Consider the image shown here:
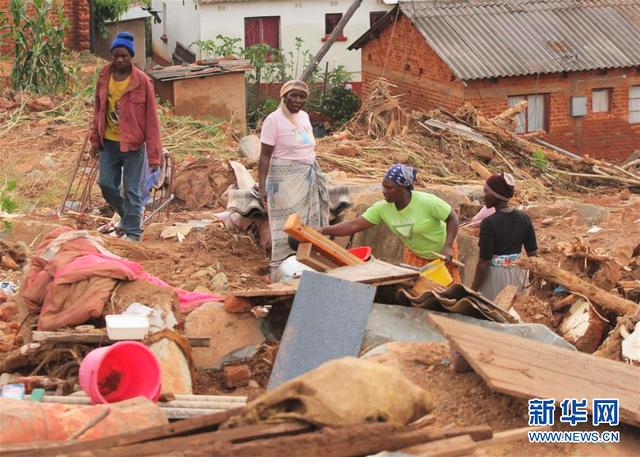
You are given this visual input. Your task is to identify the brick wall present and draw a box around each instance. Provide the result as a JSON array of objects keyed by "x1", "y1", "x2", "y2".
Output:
[
  {"x1": 464, "y1": 70, "x2": 640, "y2": 162},
  {"x1": 360, "y1": 15, "x2": 465, "y2": 113},
  {"x1": 360, "y1": 15, "x2": 640, "y2": 162},
  {"x1": 0, "y1": 0, "x2": 90, "y2": 54}
]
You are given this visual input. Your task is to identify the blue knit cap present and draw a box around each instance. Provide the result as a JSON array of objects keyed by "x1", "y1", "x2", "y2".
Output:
[
  {"x1": 384, "y1": 164, "x2": 417, "y2": 187},
  {"x1": 111, "y1": 32, "x2": 135, "y2": 57}
]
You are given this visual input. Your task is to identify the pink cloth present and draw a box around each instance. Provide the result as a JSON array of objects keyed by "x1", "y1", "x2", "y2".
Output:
[
  {"x1": 139, "y1": 272, "x2": 223, "y2": 313},
  {"x1": 21, "y1": 228, "x2": 224, "y2": 331},
  {"x1": 468, "y1": 205, "x2": 496, "y2": 228},
  {"x1": 260, "y1": 108, "x2": 315, "y2": 164}
]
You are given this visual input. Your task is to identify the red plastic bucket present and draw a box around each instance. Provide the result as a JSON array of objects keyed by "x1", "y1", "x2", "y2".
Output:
[
  {"x1": 79, "y1": 341, "x2": 161, "y2": 404},
  {"x1": 349, "y1": 246, "x2": 372, "y2": 261}
]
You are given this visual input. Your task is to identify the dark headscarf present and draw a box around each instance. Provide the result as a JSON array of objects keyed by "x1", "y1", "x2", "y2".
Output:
[{"x1": 485, "y1": 173, "x2": 515, "y2": 200}]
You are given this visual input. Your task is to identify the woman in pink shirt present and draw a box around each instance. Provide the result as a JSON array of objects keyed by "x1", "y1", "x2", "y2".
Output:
[{"x1": 257, "y1": 80, "x2": 329, "y2": 276}]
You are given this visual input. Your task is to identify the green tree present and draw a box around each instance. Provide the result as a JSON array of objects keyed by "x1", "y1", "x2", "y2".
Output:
[{"x1": 94, "y1": 0, "x2": 131, "y2": 39}]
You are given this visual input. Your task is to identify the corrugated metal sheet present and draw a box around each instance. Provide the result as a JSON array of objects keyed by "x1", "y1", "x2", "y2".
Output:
[{"x1": 358, "y1": 1, "x2": 640, "y2": 80}]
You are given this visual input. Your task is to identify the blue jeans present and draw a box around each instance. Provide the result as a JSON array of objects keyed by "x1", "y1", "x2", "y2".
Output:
[{"x1": 98, "y1": 140, "x2": 147, "y2": 240}]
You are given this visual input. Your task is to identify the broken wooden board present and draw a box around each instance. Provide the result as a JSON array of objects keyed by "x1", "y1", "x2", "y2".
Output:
[
  {"x1": 284, "y1": 213, "x2": 363, "y2": 266},
  {"x1": 426, "y1": 313, "x2": 640, "y2": 426},
  {"x1": 31, "y1": 331, "x2": 210, "y2": 348},
  {"x1": 231, "y1": 260, "x2": 418, "y2": 300},
  {"x1": 268, "y1": 271, "x2": 375, "y2": 389},
  {"x1": 2, "y1": 408, "x2": 243, "y2": 457},
  {"x1": 296, "y1": 242, "x2": 339, "y2": 272},
  {"x1": 326, "y1": 259, "x2": 419, "y2": 286}
]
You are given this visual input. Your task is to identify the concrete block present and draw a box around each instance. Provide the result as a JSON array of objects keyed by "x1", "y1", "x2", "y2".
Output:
[{"x1": 185, "y1": 302, "x2": 265, "y2": 369}]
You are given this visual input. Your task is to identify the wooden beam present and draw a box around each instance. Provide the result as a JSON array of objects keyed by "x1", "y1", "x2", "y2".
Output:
[
  {"x1": 66, "y1": 422, "x2": 312, "y2": 457},
  {"x1": 284, "y1": 213, "x2": 363, "y2": 266},
  {"x1": 3, "y1": 408, "x2": 243, "y2": 457},
  {"x1": 475, "y1": 426, "x2": 551, "y2": 449},
  {"x1": 396, "y1": 435, "x2": 477, "y2": 457},
  {"x1": 300, "y1": 0, "x2": 364, "y2": 82},
  {"x1": 31, "y1": 331, "x2": 210, "y2": 348},
  {"x1": 518, "y1": 257, "x2": 638, "y2": 315},
  {"x1": 205, "y1": 423, "x2": 439, "y2": 457}
]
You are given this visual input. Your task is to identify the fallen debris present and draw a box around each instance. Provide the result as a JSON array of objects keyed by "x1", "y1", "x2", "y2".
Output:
[
  {"x1": 427, "y1": 313, "x2": 640, "y2": 426},
  {"x1": 519, "y1": 256, "x2": 638, "y2": 316}
]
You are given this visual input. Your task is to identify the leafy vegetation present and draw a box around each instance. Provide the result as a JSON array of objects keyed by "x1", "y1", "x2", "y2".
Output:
[
  {"x1": 0, "y1": 179, "x2": 17, "y2": 230},
  {"x1": 532, "y1": 149, "x2": 549, "y2": 170},
  {"x1": 192, "y1": 35, "x2": 360, "y2": 129},
  {"x1": 94, "y1": 0, "x2": 131, "y2": 39},
  {"x1": 7, "y1": 0, "x2": 70, "y2": 95}
]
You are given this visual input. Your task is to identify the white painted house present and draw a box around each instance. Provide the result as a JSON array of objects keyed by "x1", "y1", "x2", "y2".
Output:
[{"x1": 151, "y1": 0, "x2": 396, "y2": 83}]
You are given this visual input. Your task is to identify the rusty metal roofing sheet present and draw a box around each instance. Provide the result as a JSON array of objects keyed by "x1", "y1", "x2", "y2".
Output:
[{"x1": 353, "y1": 0, "x2": 640, "y2": 80}]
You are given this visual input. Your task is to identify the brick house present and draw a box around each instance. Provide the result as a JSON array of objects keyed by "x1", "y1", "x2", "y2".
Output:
[
  {"x1": 349, "y1": 0, "x2": 640, "y2": 162},
  {"x1": 0, "y1": 0, "x2": 90, "y2": 54}
]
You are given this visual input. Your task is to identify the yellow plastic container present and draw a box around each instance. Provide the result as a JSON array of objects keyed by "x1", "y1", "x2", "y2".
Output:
[{"x1": 420, "y1": 259, "x2": 453, "y2": 286}]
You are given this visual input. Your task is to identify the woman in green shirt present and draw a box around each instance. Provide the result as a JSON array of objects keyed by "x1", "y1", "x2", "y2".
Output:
[{"x1": 320, "y1": 164, "x2": 460, "y2": 282}]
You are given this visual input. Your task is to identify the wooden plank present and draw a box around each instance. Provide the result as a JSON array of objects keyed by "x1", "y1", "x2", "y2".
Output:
[
  {"x1": 397, "y1": 435, "x2": 477, "y2": 457},
  {"x1": 296, "y1": 242, "x2": 338, "y2": 272},
  {"x1": 231, "y1": 260, "x2": 417, "y2": 299},
  {"x1": 32, "y1": 331, "x2": 210, "y2": 348},
  {"x1": 209, "y1": 423, "x2": 439, "y2": 457},
  {"x1": 426, "y1": 313, "x2": 640, "y2": 426},
  {"x1": 3, "y1": 408, "x2": 243, "y2": 457},
  {"x1": 475, "y1": 426, "x2": 551, "y2": 449},
  {"x1": 284, "y1": 213, "x2": 363, "y2": 266},
  {"x1": 65, "y1": 422, "x2": 311, "y2": 457},
  {"x1": 326, "y1": 259, "x2": 419, "y2": 285}
]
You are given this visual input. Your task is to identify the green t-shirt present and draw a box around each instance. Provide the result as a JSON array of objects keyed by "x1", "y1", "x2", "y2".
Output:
[{"x1": 362, "y1": 191, "x2": 451, "y2": 259}]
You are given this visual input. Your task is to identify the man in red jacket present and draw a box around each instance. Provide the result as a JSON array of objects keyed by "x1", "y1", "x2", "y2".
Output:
[{"x1": 89, "y1": 32, "x2": 162, "y2": 242}]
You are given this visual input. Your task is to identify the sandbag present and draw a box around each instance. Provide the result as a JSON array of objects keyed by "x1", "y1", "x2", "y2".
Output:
[
  {"x1": 224, "y1": 357, "x2": 433, "y2": 428},
  {"x1": 0, "y1": 396, "x2": 167, "y2": 444}
]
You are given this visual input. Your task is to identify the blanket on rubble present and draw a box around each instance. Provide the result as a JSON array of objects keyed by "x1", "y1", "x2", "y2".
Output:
[{"x1": 20, "y1": 227, "x2": 222, "y2": 331}]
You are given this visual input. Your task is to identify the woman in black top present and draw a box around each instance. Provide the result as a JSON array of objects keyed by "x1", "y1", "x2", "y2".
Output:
[{"x1": 471, "y1": 173, "x2": 537, "y2": 300}]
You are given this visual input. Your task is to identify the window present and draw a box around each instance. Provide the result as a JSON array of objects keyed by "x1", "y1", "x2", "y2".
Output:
[
  {"x1": 571, "y1": 96, "x2": 587, "y2": 117},
  {"x1": 325, "y1": 13, "x2": 342, "y2": 35},
  {"x1": 244, "y1": 16, "x2": 280, "y2": 49},
  {"x1": 592, "y1": 88, "x2": 611, "y2": 113},
  {"x1": 630, "y1": 86, "x2": 640, "y2": 123},
  {"x1": 370, "y1": 11, "x2": 387, "y2": 27},
  {"x1": 508, "y1": 94, "x2": 548, "y2": 132}
]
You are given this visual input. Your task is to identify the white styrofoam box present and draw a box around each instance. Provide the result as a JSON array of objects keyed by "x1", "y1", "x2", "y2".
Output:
[{"x1": 105, "y1": 314, "x2": 150, "y2": 340}]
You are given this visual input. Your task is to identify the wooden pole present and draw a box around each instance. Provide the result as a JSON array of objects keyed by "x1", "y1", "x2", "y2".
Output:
[
  {"x1": 300, "y1": 0, "x2": 364, "y2": 82},
  {"x1": 518, "y1": 257, "x2": 638, "y2": 315}
]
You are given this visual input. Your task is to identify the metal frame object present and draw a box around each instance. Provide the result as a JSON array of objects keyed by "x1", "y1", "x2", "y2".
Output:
[{"x1": 60, "y1": 140, "x2": 175, "y2": 227}]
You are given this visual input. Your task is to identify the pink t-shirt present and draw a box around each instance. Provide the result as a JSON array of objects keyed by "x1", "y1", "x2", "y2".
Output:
[{"x1": 260, "y1": 108, "x2": 316, "y2": 164}]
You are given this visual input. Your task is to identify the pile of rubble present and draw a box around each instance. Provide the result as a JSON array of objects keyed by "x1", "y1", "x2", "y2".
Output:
[{"x1": 1, "y1": 78, "x2": 639, "y2": 456}]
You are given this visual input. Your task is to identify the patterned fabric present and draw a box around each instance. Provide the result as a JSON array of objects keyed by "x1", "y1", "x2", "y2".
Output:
[
  {"x1": 403, "y1": 244, "x2": 461, "y2": 285},
  {"x1": 490, "y1": 253, "x2": 521, "y2": 267},
  {"x1": 384, "y1": 164, "x2": 417, "y2": 187},
  {"x1": 266, "y1": 158, "x2": 329, "y2": 267}
]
